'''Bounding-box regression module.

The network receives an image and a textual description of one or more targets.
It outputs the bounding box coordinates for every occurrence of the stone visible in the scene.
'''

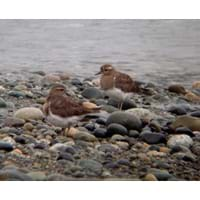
[148,168,173,181]
[49,143,70,152]
[4,117,25,127]
[167,134,193,148]
[106,111,142,130]
[0,98,7,108]
[42,74,61,83]
[110,134,126,142]
[0,169,32,181]
[147,150,167,157]
[168,84,187,95]
[115,141,129,150]
[107,123,128,136]
[8,91,26,98]
[0,142,14,152]
[167,105,187,115]
[71,78,82,86]
[144,173,158,181]
[79,159,103,176]
[14,107,44,121]
[73,131,97,142]
[57,152,74,162]
[65,127,79,137]
[23,122,34,131]
[27,171,46,181]
[175,127,194,137]
[0,86,6,93]
[171,115,200,131]
[14,136,26,144]
[129,130,140,138]
[108,98,137,110]
[190,111,200,118]
[93,128,107,138]
[82,102,100,110]
[102,105,119,113]
[81,87,104,99]
[140,131,166,144]
[126,108,157,122]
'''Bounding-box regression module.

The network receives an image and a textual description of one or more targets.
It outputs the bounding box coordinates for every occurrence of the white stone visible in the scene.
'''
[167,134,193,148]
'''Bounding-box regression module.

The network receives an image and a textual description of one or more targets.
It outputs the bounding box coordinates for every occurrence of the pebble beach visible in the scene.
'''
[0,70,200,181]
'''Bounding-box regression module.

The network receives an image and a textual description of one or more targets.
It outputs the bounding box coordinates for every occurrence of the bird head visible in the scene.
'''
[49,84,67,96]
[95,64,115,76]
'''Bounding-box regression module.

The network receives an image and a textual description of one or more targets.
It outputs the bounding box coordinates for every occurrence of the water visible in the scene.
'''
[0,19,200,86]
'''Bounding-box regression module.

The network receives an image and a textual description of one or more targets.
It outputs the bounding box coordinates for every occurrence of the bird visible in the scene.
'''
[95,64,140,109]
[43,84,101,132]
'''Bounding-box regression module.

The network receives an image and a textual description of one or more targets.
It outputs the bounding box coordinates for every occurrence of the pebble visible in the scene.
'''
[4,117,25,127]
[140,131,166,144]
[129,130,140,138]
[14,107,44,121]
[108,98,137,110]
[106,111,142,130]
[190,111,200,118]
[0,169,32,181]
[23,122,34,131]
[27,171,46,181]
[79,159,103,176]
[175,127,194,137]
[107,123,128,136]
[0,98,7,108]
[93,128,107,138]
[148,168,173,181]
[167,105,187,115]
[73,131,97,142]
[167,134,193,148]
[81,87,104,99]
[0,142,14,151]
[144,173,158,181]
[110,134,126,142]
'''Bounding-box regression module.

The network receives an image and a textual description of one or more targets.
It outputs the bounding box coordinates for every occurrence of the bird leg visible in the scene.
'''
[118,101,123,110]
[65,122,73,136]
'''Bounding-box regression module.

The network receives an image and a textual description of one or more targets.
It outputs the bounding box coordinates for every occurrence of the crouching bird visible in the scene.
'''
[43,84,101,133]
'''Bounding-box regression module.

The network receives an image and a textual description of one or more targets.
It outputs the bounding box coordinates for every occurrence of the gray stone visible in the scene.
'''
[107,123,128,136]
[81,87,104,99]
[167,134,193,148]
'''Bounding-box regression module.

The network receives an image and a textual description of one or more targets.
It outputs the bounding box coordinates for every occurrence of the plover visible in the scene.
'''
[43,84,101,130]
[96,64,140,108]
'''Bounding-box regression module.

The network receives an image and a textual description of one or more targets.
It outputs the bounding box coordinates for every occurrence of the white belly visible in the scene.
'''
[105,88,132,101]
[47,110,82,128]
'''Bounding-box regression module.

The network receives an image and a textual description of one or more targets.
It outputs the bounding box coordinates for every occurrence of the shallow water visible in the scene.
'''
[0,20,200,86]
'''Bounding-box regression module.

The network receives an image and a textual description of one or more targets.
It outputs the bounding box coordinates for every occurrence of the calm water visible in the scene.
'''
[0,20,200,86]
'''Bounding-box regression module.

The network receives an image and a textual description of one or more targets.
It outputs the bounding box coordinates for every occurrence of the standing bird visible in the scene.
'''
[96,64,140,109]
[43,84,101,132]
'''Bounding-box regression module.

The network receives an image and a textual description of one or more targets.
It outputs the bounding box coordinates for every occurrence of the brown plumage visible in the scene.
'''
[43,85,101,128]
[97,64,140,93]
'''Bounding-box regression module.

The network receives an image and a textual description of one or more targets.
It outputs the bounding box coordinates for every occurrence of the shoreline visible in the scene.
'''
[0,70,199,181]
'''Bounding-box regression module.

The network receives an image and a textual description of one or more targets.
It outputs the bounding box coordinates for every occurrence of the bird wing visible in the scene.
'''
[49,95,87,118]
[114,72,139,92]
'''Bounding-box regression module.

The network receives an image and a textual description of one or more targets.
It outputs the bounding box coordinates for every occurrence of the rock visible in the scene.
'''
[140,131,166,144]
[192,81,200,89]
[168,84,187,95]
[106,111,142,130]
[2,137,16,146]
[57,152,74,162]
[0,169,32,181]
[129,130,140,138]
[8,91,26,98]
[79,159,103,176]
[107,123,128,136]
[81,87,104,99]
[147,150,167,157]
[4,117,25,127]
[27,171,46,181]
[14,136,26,144]
[56,72,70,80]
[0,98,7,108]
[71,78,82,86]
[49,143,71,152]
[144,173,158,181]
[167,134,193,148]
[190,111,200,118]
[65,127,79,137]
[95,118,107,125]
[108,98,137,110]
[14,84,27,91]
[23,122,34,131]
[14,107,44,121]
[175,127,194,137]
[0,142,14,151]
[185,92,200,103]
[73,131,97,142]
[148,168,173,181]
[171,115,200,131]
[126,108,157,122]
[84,123,96,131]
[110,134,126,142]
[167,105,187,115]
[115,141,129,150]
[102,105,119,113]
[93,128,107,138]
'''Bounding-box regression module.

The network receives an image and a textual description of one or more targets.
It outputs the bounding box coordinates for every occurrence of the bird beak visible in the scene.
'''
[95,71,101,75]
